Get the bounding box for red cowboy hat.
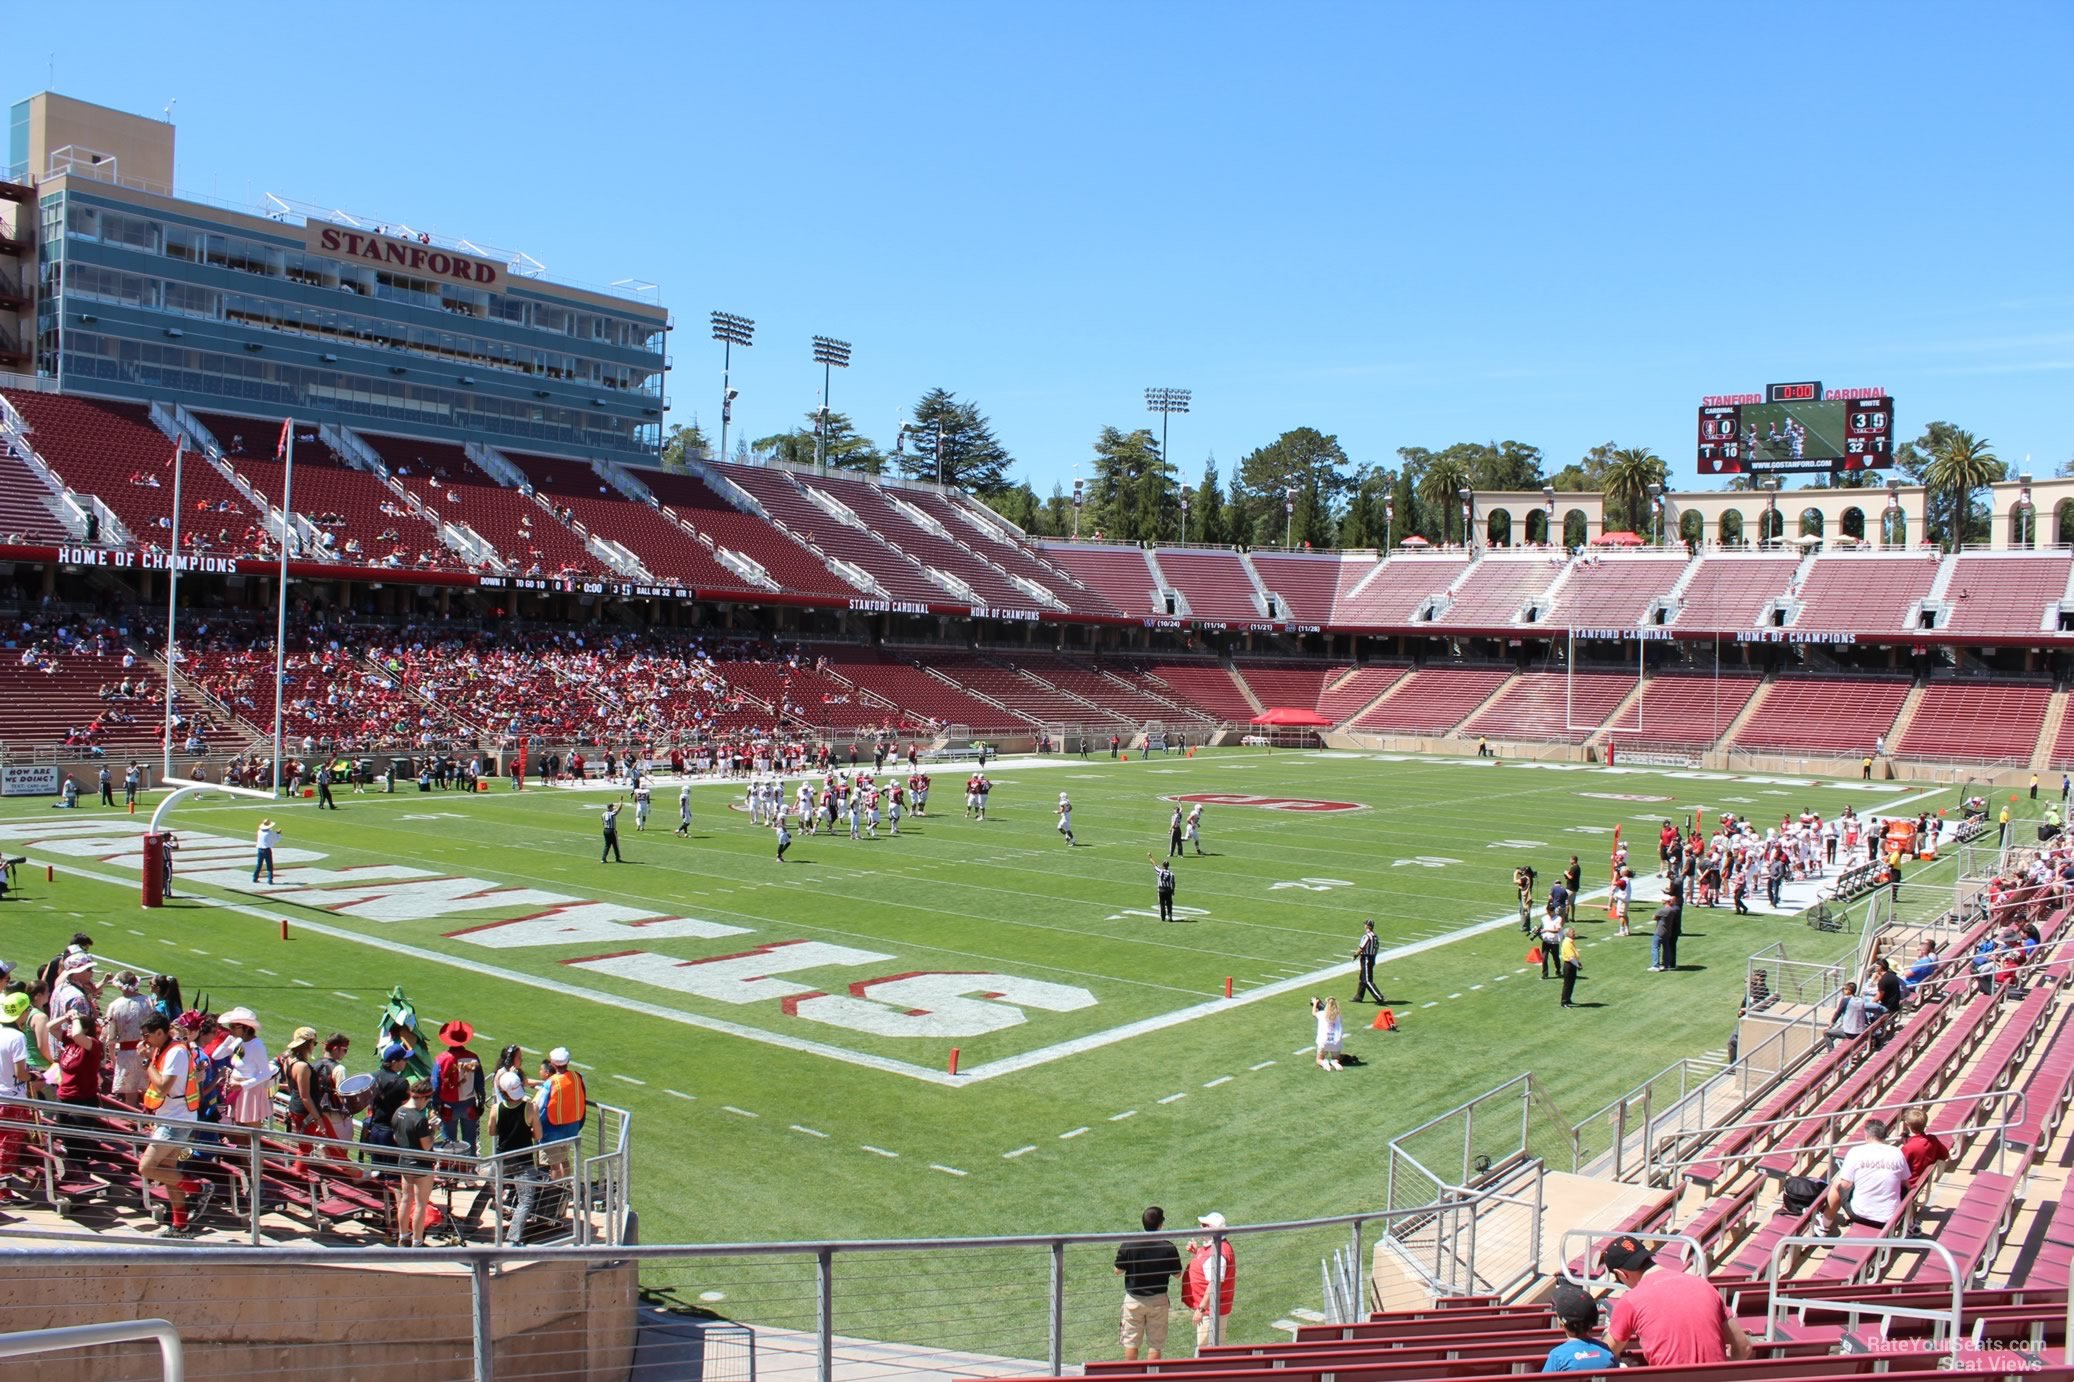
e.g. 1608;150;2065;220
437;1019;476;1047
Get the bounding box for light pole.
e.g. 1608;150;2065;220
1179;488;1192;543
1542;485;1556;548
1646;482;1663;546
2020;472;2035;547
811;336;851;471
1884;479;1902;548
896;419;947;485
1383;498;1394;553
1072;477;1085;539
1458;487;1474;551
1763;478;1780;545
710;311;753;466
1284;485;1298;548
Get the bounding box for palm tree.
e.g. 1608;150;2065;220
1923;429;2000;549
1417;455;1471;544
1602;446;1669;539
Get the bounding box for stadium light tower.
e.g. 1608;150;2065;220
1646;482;1663;546
710;311;754;465
896;418;947;486
1285;485;1299;547
1382;497;1394;553
1542;485;1556;548
1179;487;1191;542
2020;472;2035;547
811;336;852;471
1458;487;1474;551
1072;477;1085;538
1764;477;1781;545
1145;387;1190;514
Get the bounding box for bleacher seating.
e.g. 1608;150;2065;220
1317;665;1410;724
926;652;1127;727
1154;549;1265;621
1351;666;1512;735
1038;543;1162;617
185;636;436;749
1333;555;1464;624
4;391;260;554
0;649;186;752
1137;659;1256;722
1549;554;1689;629
1248;551;1351;624
1012;655;1204;724
1461;669;1635;742
1611;673;1764;749
360;434;602;577
904;488;1114;615
1441;555;1563;626
722;466;947;605
1791;553;1941;633
1895;679;2051;764
643;469;856;598
1730;677;1911;756
808;645;1026;732
1941;553;2073;636
195;413;466;573
0;446;74;544
814;471;1040;608
502;452;746;590
1673;554;1800;632
1232;660;1342;715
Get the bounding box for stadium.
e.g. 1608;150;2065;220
0;50;2071;1382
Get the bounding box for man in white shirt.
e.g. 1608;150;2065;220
1819;1117;1912;1235
253;818;281;884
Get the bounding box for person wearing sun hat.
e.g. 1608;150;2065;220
50;951;101;1030
432;1019;486;1154
217;1007;274;1128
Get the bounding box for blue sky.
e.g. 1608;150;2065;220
16;1;2072;493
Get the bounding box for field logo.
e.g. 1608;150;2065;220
1579;792;1673;803
1163;793;1367;814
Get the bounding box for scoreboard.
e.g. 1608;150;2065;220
1696;381;1896;477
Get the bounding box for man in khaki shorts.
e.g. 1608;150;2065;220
1112;1205;1182;1360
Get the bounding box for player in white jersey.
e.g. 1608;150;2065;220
1788;420;1805;460
797;781;817;833
848;792;864;840
774;815;791;863
1056;792;1076;846
1184;803;1204;855
675;785;692;837
633;781;652;831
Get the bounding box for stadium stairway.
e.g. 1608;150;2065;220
1224;657;1268;717
1881;681;1931;753
2034;689;2071;773
1582;677;1648;751
1450;670;1523;738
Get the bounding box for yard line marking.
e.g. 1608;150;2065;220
1422;1001;1439;1008
664;1089;696;1101
256;968;276;977
1515;967;1531;974
1448;993;1463;1000
126;929;144;937
1493;974;1509;982
1003;1145;1037;1160
291;979;313;988
1157;1092;1188;1105
790;1124;829;1138
612;1074;647;1086
331;990;357;1001
1292;1046;1314;1056
929;1164;969;1177
1249;1060;1277;1072
157;939;177;947
1108;1110;1138;1122
1469;984;1484;991
1060;1126;1090;1140
1203;1075;1233;1089
862;1145;899;1158
722;1105;758;1119
221;958;243;966
190;948;210;956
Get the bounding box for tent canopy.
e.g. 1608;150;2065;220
1251;706;1333;727
1591;530;1646;546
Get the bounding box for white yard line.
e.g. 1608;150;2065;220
1203;1075;1233;1088
862;1145;899;1158
1157;1092;1187;1105
930;1164;969;1177
790;1125;829;1138
612;1074;646;1086
1108;1110;1138;1122
722;1105;758;1118
1060;1126;1089;1140
1249;1060;1277;1071
1003;1146;1037;1160
664;1089;696;1101
331;990;357;1001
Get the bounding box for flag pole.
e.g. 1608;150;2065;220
272;420;294;798
162;440;184;785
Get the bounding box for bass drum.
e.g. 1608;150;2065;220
336;1073;377;1114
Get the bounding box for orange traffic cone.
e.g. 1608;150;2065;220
1372;1008;1397;1032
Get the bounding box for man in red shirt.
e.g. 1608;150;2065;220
1180;1211;1236;1350
1601;1236;1752;1366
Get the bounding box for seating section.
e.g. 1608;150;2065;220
1441;556;1562;626
1333;556;1464;624
196;413;466;572
1248;552;1350;624
1351;666;1512;735
926;653;1127;727
1232;660;1342;714
1941;553;2073;636
360;435;601;577
1610;673;1764;748
5;390;259;554
1673;554;1799;631
1137;659;1256;722
1461;669;1635;742
809;471;1036;608
1731;677;1911;755
808;645;1026;732
1549;554;1688;629
1011;655;1203;724
643;470;857;598
0;642;197;752
1317;665;1409;724
503;452;746;590
724;465;950;605
1896;680;2051;763
1153;549;1264;621
905;488;1111;615
1792;553;1940;633
0;446;74;543
1037;543;1161;617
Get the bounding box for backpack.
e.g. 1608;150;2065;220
441;1050;484;1107
312;1056;344;1112
1781;1176;1827;1215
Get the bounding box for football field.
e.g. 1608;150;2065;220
0;749;1971;1348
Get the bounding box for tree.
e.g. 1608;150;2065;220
660;420;710;473
1234;428;1355;546
1188;457;1229;546
1457;440;1544;491
1923;429;2002;548
894;388;1015;495
984;481;1040;534
1387;459;1424;548
1601;446;1670;539
1038;482;1073;538
752;410;883;473
1087;426;1175;542
1416;452;1471;545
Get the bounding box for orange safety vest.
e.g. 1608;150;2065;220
542;1069;587;1127
141;1041;200;1113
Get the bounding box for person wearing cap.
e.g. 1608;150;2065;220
433;1020;486;1154
490;1067;540;1160
362;1041;414;1169
1543;1283;1617;1372
0;992;32;1200
49;952;101;1031
1600;1234;1750;1366
138;1011;212;1236
252;818;281;885
218;1008;274;1128
1113;1205;1182;1361
536;1047;588;1179
1180;1212;1236;1351
102;972;149;1103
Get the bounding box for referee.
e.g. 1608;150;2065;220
601;800;625;863
1147;852;1177;922
1352;919;1385;1004
1166;805;1185;859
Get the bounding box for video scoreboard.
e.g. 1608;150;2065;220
1696;381;1896;477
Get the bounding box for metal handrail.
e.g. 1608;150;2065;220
0;1319;183;1380
1766;1236;1962;1359
1560;1228;1709;1286
1649;1087;2025;1179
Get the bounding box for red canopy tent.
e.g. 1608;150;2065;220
1250;706;1333;727
1591;530;1646;546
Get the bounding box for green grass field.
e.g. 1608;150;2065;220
0;750;1979;1358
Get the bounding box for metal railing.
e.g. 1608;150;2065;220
0;1319;183;1380
1765;1236;1963;1359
